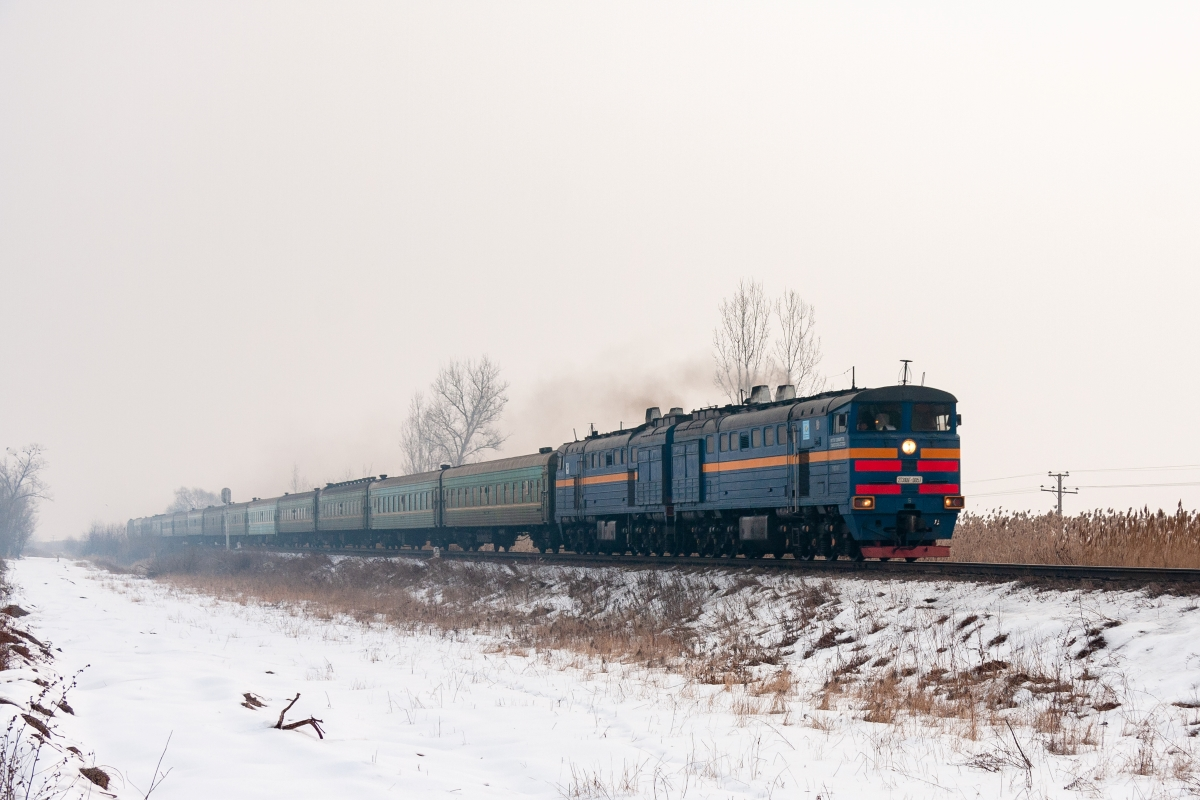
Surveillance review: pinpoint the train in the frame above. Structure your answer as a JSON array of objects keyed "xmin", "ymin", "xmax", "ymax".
[{"xmin": 127, "ymin": 382, "xmax": 963, "ymax": 561}]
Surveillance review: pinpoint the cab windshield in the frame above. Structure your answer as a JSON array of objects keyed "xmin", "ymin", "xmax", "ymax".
[
  {"xmin": 855, "ymin": 403, "xmax": 902, "ymax": 432},
  {"xmin": 912, "ymin": 402, "xmax": 953, "ymax": 431}
]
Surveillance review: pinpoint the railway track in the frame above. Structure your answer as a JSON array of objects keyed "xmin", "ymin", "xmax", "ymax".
[{"xmin": 248, "ymin": 546, "xmax": 1200, "ymax": 587}]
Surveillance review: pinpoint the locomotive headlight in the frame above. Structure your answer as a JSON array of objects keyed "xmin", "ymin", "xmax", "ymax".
[
  {"xmin": 901, "ymin": 438, "xmax": 917, "ymax": 455},
  {"xmin": 851, "ymin": 496, "xmax": 875, "ymax": 510}
]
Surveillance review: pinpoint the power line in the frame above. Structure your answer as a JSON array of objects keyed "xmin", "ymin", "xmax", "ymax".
[
  {"xmin": 1072, "ymin": 464, "xmax": 1200, "ymax": 474},
  {"xmin": 969, "ymin": 488, "xmax": 1047, "ymax": 498},
  {"xmin": 969, "ymin": 480, "xmax": 1200, "ymax": 499},
  {"xmin": 1074, "ymin": 481, "xmax": 1200, "ymax": 489},
  {"xmin": 965, "ymin": 464, "xmax": 1200, "ymax": 484},
  {"xmin": 963, "ymin": 473, "xmax": 1044, "ymax": 484}
]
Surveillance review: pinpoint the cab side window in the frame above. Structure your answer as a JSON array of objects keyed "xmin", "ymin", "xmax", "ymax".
[{"xmin": 833, "ymin": 413, "xmax": 848, "ymax": 434}]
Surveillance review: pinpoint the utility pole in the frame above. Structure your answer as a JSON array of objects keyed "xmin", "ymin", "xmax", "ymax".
[{"xmin": 1040, "ymin": 472, "xmax": 1078, "ymax": 515}]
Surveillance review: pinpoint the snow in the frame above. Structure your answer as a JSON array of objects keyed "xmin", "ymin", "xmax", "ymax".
[{"xmin": 10, "ymin": 556, "xmax": 1200, "ymax": 798}]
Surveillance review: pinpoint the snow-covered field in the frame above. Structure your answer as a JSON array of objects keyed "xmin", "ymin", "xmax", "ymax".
[{"xmin": 11, "ymin": 556, "xmax": 1200, "ymax": 799}]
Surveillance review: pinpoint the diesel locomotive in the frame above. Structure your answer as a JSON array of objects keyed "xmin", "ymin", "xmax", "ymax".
[{"xmin": 128, "ymin": 383, "xmax": 962, "ymax": 561}]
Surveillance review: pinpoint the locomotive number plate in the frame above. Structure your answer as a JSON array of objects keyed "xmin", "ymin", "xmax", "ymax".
[{"xmin": 896, "ymin": 476, "xmax": 924, "ymax": 484}]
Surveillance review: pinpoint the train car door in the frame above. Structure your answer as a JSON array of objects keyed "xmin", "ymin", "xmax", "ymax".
[
  {"xmin": 671, "ymin": 440, "xmax": 702, "ymax": 504},
  {"xmin": 636, "ymin": 447, "xmax": 661, "ymax": 506},
  {"xmin": 559, "ymin": 455, "xmax": 580, "ymax": 513},
  {"xmin": 795, "ymin": 419, "xmax": 814, "ymax": 499}
]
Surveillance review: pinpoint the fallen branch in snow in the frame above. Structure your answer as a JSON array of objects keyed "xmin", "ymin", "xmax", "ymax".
[
  {"xmin": 273, "ymin": 693, "xmax": 325, "ymax": 739},
  {"xmin": 274, "ymin": 694, "xmax": 301, "ymax": 729},
  {"xmin": 281, "ymin": 717, "xmax": 325, "ymax": 739}
]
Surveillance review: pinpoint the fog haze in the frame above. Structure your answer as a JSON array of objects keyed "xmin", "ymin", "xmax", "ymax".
[{"xmin": 1, "ymin": 2, "xmax": 1198, "ymax": 537}]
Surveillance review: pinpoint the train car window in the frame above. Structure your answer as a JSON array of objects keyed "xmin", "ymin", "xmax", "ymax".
[
  {"xmin": 751, "ymin": 429, "xmax": 762, "ymax": 448},
  {"xmin": 606, "ymin": 451, "xmax": 614, "ymax": 467},
  {"xmin": 706, "ymin": 435, "xmax": 714, "ymax": 454},
  {"xmin": 739, "ymin": 432, "xmax": 750, "ymax": 450},
  {"xmin": 912, "ymin": 403, "xmax": 953, "ymax": 431},
  {"xmin": 856, "ymin": 403, "xmax": 902, "ymax": 431},
  {"xmin": 778, "ymin": 424, "xmax": 787, "ymax": 444},
  {"xmin": 718, "ymin": 434, "xmax": 726, "ymax": 452},
  {"xmin": 764, "ymin": 427, "xmax": 775, "ymax": 447},
  {"xmin": 833, "ymin": 413, "xmax": 848, "ymax": 433}
]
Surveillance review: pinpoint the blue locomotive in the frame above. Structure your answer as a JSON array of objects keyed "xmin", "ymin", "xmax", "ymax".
[{"xmin": 128, "ymin": 383, "xmax": 962, "ymax": 560}]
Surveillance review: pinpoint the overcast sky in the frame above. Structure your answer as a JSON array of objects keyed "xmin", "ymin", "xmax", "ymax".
[{"xmin": 2, "ymin": 2, "xmax": 1198, "ymax": 538}]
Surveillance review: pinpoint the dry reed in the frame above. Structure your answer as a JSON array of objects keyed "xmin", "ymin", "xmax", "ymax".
[{"xmin": 947, "ymin": 506, "xmax": 1200, "ymax": 568}]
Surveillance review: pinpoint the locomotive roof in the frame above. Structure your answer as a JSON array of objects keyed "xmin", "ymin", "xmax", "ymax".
[{"xmin": 592, "ymin": 385, "xmax": 958, "ymax": 439}]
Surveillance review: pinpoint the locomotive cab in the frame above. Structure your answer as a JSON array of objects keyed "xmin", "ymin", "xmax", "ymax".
[{"xmin": 833, "ymin": 385, "xmax": 961, "ymax": 559}]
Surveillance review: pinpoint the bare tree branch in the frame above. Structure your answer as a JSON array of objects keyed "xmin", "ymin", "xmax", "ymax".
[
  {"xmin": 427, "ymin": 356, "xmax": 509, "ymax": 466},
  {"xmin": 0, "ymin": 444, "xmax": 50, "ymax": 557},
  {"xmin": 399, "ymin": 357, "xmax": 510, "ymax": 470},
  {"xmin": 165, "ymin": 487, "xmax": 221, "ymax": 513},
  {"xmin": 399, "ymin": 392, "xmax": 441, "ymax": 474},
  {"xmin": 288, "ymin": 464, "xmax": 310, "ymax": 494},
  {"xmin": 713, "ymin": 280, "xmax": 772, "ymax": 403},
  {"xmin": 774, "ymin": 289, "xmax": 824, "ymax": 396}
]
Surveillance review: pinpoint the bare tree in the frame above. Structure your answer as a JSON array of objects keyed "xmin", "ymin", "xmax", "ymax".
[
  {"xmin": 400, "ymin": 393, "xmax": 441, "ymax": 474},
  {"xmin": 427, "ymin": 356, "xmax": 510, "ymax": 466},
  {"xmin": 165, "ymin": 487, "xmax": 222, "ymax": 513},
  {"xmin": 774, "ymin": 289, "xmax": 824, "ymax": 396},
  {"xmin": 0, "ymin": 444, "xmax": 50, "ymax": 557},
  {"xmin": 713, "ymin": 279, "xmax": 773, "ymax": 403},
  {"xmin": 288, "ymin": 464, "xmax": 310, "ymax": 494},
  {"xmin": 399, "ymin": 357, "xmax": 510, "ymax": 470}
]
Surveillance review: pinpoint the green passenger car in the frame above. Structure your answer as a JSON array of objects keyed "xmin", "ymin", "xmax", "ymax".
[
  {"xmin": 368, "ymin": 471, "xmax": 441, "ymax": 546},
  {"xmin": 439, "ymin": 452, "xmax": 557, "ymax": 551}
]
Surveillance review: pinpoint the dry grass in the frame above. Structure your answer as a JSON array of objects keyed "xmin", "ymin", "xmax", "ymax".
[
  {"xmin": 948, "ymin": 506, "xmax": 1200, "ymax": 568},
  {"xmin": 136, "ymin": 550, "xmax": 837, "ymax": 684}
]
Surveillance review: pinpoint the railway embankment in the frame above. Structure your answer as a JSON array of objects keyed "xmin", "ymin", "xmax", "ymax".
[
  {"xmin": 105, "ymin": 550, "xmax": 1200, "ymax": 794},
  {"xmin": 19, "ymin": 549, "xmax": 1200, "ymax": 797}
]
